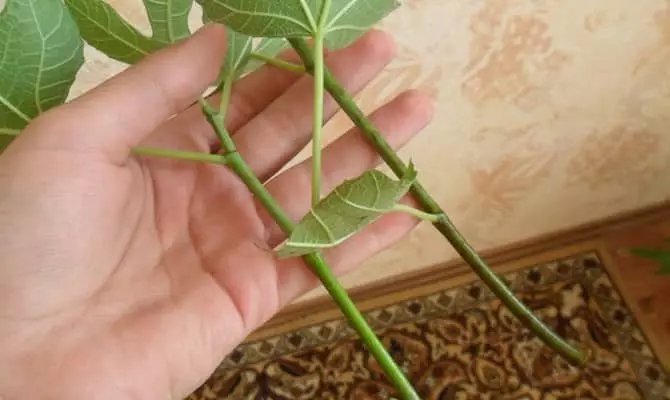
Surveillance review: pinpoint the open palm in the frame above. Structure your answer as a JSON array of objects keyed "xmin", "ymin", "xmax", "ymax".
[{"xmin": 0, "ymin": 25, "xmax": 432, "ymax": 400}]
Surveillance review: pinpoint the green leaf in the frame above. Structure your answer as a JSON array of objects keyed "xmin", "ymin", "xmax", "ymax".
[
  {"xmin": 198, "ymin": 0, "xmax": 399, "ymax": 49},
  {"xmin": 275, "ymin": 162, "xmax": 418, "ymax": 258},
  {"xmin": 0, "ymin": 0, "xmax": 85, "ymax": 152},
  {"xmin": 65, "ymin": 0, "xmax": 163, "ymax": 64},
  {"xmin": 143, "ymin": 0, "xmax": 193, "ymax": 43},
  {"xmin": 630, "ymin": 248, "xmax": 670, "ymax": 275}
]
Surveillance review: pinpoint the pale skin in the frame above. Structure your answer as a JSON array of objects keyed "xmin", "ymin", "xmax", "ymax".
[{"xmin": 0, "ymin": 24, "xmax": 433, "ymax": 399}]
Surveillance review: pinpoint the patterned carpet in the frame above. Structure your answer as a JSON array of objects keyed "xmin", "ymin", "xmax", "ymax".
[{"xmin": 187, "ymin": 250, "xmax": 670, "ymax": 399}]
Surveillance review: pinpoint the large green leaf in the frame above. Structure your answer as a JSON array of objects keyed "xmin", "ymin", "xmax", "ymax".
[
  {"xmin": 275, "ymin": 162, "xmax": 417, "ymax": 258},
  {"xmin": 65, "ymin": 0, "xmax": 162, "ymax": 64},
  {"xmin": 199, "ymin": 0, "xmax": 399, "ymax": 49},
  {"xmin": 143, "ymin": 0, "xmax": 193, "ymax": 43},
  {"xmin": 0, "ymin": 0, "xmax": 85, "ymax": 151}
]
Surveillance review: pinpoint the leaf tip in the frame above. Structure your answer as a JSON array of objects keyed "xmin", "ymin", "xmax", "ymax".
[{"xmin": 402, "ymin": 160, "xmax": 418, "ymax": 183}]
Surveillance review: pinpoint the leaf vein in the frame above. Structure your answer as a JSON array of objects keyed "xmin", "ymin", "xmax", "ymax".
[
  {"xmin": 67, "ymin": 1, "xmax": 152, "ymax": 56},
  {"xmin": 310, "ymin": 209, "xmax": 336, "ymax": 243},
  {"xmin": 334, "ymin": 187, "xmax": 385, "ymax": 214},
  {"xmin": 211, "ymin": 0, "xmax": 313, "ymax": 34},
  {"xmin": 325, "ymin": 0, "xmax": 356, "ymax": 30},
  {"xmin": 27, "ymin": 0, "xmax": 46, "ymax": 113},
  {"xmin": 0, "ymin": 128, "xmax": 20, "ymax": 136}
]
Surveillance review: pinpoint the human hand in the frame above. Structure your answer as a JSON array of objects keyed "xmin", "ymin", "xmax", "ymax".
[{"xmin": 0, "ymin": 24, "xmax": 432, "ymax": 400}]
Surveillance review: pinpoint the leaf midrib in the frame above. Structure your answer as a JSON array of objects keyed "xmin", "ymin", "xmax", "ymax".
[
  {"xmin": 309, "ymin": 209, "xmax": 336, "ymax": 243},
  {"xmin": 298, "ymin": 0, "xmax": 317, "ymax": 31},
  {"xmin": 29, "ymin": 0, "xmax": 48, "ymax": 114},
  {"xmin": 0, "ymin": 93, "xmax": 31, "ymax": 124},
  {"xmin": 167, "ymin": 0, "xmax": 176, "ymax": 41},
  {"xmin": 145, "ymin": 0, "xmax": 177, "ymax": 42},
  {"xmin": 235, "ymin": 37, "xmax": 253, "ymax": 70},
  {"xmin": 333, "ymin": 187, "xmax": 385, "ymax": 214},
  {"xmin": 229, "ymin": 34, "xmax": 251, "ymax": 70}
]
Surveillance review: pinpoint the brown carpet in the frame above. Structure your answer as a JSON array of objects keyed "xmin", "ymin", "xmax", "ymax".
[{"xmin": 187, "ymin": 247, "xmax": 670, "ymax": 399}]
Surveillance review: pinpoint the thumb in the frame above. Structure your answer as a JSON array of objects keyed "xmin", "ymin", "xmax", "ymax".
[{"xmin": 30, "ymin": 23, "xmax": 228, "ymax": 163}]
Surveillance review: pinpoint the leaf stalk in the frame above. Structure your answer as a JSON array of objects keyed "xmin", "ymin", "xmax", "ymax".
[
  {"xmin": 288, "ymin": 37, "xmax": 586, "ymax": 367},
  {"xmin": 248, "ymin": 52, "xmax": 305, "ymax": 73},
  {"xmin": 218, "ymin": 70, "xmax": 235, "ymax": 115},
  {"xmin": 391, "ymin": 203, "xmax": 445, "ymax": 223},
  {"xmin": 131, "ymin": 146, "xmax": 230, "ymax": 165}
]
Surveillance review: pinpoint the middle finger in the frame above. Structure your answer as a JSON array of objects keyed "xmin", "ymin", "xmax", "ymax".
[{"xmin": 232, "ymin": 30, "xmax": 397, "ymax": 182}]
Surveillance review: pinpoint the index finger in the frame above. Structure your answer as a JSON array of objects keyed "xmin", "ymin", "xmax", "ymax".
[{"xmin": 39, "ymin": 23, "xmax": 228, "ymax": 163}]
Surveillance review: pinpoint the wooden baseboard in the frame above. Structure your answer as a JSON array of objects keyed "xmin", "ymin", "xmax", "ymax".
[{"xmin": 254, "ymin": 199, "xmax": 670, "ymax": 337}]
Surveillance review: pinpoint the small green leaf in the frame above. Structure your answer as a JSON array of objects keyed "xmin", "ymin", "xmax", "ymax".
[
  {"xmin": 220, "ymin": 27, "xmax": 253, "ymax": 80},
  {"xmin": 198, "ymin": 0, "xmax": 400, "ymax": 50},
  {"xmin": 199, "ymin": 2, "xmax": 252, "ymax": 83},
  {"xmin": 143, "ymin": 0, "xmax": 193, "ymax": 43},
  {"xmin": 242, "ymin": 37, "xmax": 290, "ymax": 75},
  {"xmin": 65, "ymin": 0, "xmax": 163, "ymax": 64},
  {"xmin": 630, "ymin": 248, "xmax": 670, "ymax": 275},
  {"xmin": 0, "ymin": 0, "xmax": 85, "ymax": 151},
  {"xmin": 276, "ymin": 162, "xmax": 418, "ymax": 258},
  {"xmin": 198, "ymin": 1, "xmax": 288, "ymax": 81}
]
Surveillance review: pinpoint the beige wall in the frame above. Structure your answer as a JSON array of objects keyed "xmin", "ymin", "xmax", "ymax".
[{"xmin": 45, "ymin": 1, "xmax": 670, "ymax": 299}]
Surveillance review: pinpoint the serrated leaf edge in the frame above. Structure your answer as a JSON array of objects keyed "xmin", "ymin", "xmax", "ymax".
[{"xmin": 275, "ymin": 162, "xmax": 418, "ymax": 257}]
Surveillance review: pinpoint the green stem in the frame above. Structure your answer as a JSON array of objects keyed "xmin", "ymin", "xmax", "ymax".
[
  {"xmin": 309, "ymin": 0, "xmax": 331, "ymax": 207},
  {"xmin": 248, "ymin": 52, "xmax": 305, "ymax": 73},
  {"xmin": 392, "ymin": 203, "xmax": 445, "ymax": 223},
  {"xmin": 200, "ymin": 104, "xmax": 420, "ymax": 400},
  {"xmin": 310, "ymin": 33, "xmax": 325, "ymax": 206},
  {"xmin": 132, "ymin": 146, "xmax": 230, "ymax": 165},
  {"xmin": 288, "ymin": 37, "xmax": 586, "ymax": 367},
  {"xmin": 199, "ymin": 97, "xmax": 236, "ymax": 152},
  {"xmin": 219, "ymin": 71, "xmax": 235, "ymax": 116}
]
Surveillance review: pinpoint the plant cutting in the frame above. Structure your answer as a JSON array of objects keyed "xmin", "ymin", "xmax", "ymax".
[{"xmin": 0, "ymin": 0, "xmax": 587, "ymax": 399}]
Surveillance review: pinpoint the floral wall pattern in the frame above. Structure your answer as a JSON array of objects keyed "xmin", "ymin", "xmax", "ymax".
[{"xmin": 57, "ymin": 0, "xmax": 670, "ymax": 300}]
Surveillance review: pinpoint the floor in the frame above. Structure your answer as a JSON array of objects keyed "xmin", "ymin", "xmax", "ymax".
[
  {"xmin": 189, "ymin": 201, "xmax": 670, "ymax": 399},
  {"xmin": 263, "ymin": 200, "xmax": 670, "ymax": 372}
]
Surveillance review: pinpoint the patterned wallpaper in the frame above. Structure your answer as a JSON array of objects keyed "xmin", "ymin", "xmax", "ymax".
[{"xmin": 56, "ymin": 1, "xmax": 670, "ymax": 299}]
